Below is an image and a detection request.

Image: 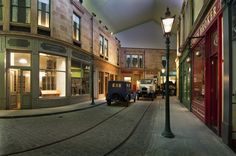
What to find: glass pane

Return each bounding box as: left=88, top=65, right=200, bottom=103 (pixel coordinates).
left=132, top=55, right=138, bottom=67
left=39, top=53, right=66, bottom=71
left=82, top=63, right=90, bottom=94
left=12, top=7, right=18, bottom=22
left=10, top=52, right=31, bottom=67
left=22, top=70, right=31, bottom=93
left=9, top=69, right=20, bottom=109
left=39, top=71, right=66, bottom=97
left=38, top=0, right=50, bottom=12
left=38, top=11, right=49, bottom=27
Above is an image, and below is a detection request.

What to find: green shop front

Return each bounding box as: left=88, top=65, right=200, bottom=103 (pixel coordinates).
left=179, top=48, right=191, bottom=110
left=0, top=35, right=92, bottom=110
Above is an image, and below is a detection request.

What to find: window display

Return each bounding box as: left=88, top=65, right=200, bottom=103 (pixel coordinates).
left=39, top=53, right=66, bottom=97
left=192, top=40, right=205, bottom=102
left=71, top=60, right=90, bottom=96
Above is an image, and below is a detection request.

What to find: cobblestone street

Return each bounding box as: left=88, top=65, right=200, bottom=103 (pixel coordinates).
left=0, top=97, right=235, bottom=156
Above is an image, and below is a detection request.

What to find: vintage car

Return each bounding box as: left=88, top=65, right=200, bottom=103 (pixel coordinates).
left=106, top=81, right=136, bottom=106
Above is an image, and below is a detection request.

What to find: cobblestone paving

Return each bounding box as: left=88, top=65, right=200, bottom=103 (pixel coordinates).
left=0, top=97, right=235, bottom=156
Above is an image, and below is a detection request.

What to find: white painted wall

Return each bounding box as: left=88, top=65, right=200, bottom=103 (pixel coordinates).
left=116, top=21, right=177, bottom=49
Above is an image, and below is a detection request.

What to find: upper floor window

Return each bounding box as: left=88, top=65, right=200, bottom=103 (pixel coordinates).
left=99, top=35, right=104, bottom=56
left=125, top=54, right=143, bottom=68
left=99, top=35, right=108, bottom=58
left=117, top=48, right=119, bottom=65
left=0, top=0, right=3, bottom=22
left=38, top=0, right=50, bottom=28
left=73, top=13, right=80, bottom=41
left=11, top=0, right=31, bottom=24
left=104, top=38, right=108, bottom=58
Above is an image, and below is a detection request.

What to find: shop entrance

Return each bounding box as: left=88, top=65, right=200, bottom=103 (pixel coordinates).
left=209, top=56, right=218, bottom=132
left=8, top=69, right=31, bottom=109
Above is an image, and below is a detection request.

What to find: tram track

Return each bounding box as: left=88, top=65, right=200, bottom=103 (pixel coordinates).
left=1, top=100, right=154, bottom=156
left=103, top=101, right=153, bottom=156
left=1, top=103, right=127, bottom=156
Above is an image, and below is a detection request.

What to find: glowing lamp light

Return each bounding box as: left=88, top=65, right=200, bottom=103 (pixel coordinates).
left=161, top=68, right=166, bottom=73
left=161, top=8, right=175, bottom=34
left=19, top=58, right=28, bottom=64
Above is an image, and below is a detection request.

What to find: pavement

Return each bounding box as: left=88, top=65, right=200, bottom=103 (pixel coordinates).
left=0, top=97, right=235, bottom=156
left=0, top=99, right=106, bottom=118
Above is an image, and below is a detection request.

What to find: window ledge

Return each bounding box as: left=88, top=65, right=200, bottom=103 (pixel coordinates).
left=10, top=22, right=30, bottom=27
left=73, top=39, right=81, bottom=47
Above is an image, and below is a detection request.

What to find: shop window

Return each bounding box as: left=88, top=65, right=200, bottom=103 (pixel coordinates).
left=39, top=53, right=66, bottom=98
left=192, top=40, right=205, bottom=103
left=0, top=0, right=3, bottom=23
left=38, top=0, right=50, bottom=28
left=11, top=0, right=31, bottom=24
left=124, top=77, right=131, bottom=82
left=73, top=13, right=81, bottom=42
left=10, top=52, right=31, bottom=67
left=115, top=75, right=118, bottom=80
left=110, top=74, right=114, bottom=81
left=139, top=55, right=143, bottom=68
left=99, top=71, right=104, bottom=94
left=71, top=60, right=90, bottom=96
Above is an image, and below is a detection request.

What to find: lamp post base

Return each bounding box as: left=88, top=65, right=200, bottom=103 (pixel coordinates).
left=161, top=131, right=175, bottom=138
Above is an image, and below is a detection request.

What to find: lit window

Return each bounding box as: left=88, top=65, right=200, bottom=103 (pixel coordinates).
left=73, top=13, right=80, bottom=41
left=11, top=0, right=31, bottom=24
left=38, top=0, right=50, bottom=28
left=99, top=35, right=109, bottom=58
left=104, top=39, right=108, bottom=58
left=99, top=35, right=104, bottom=56
left=99, top=71, right=104, bottom=94
left=71, top=60, right=90, bottom=96
left=10, top=52, right=31, bottom=67
left=39, top=53, right=66, bottom=98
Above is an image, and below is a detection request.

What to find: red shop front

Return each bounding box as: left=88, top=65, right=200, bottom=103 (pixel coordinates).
left=191, top=0, right=222, bottom=135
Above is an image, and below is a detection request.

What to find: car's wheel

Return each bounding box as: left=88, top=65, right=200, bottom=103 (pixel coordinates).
left=107, top=100, right=111, bottom=106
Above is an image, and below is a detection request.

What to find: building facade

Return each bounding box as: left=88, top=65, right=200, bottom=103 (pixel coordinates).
left=120, top=47, right=176, bottom=92
left=0, top=0, right=120, bottom=109
left=178, top=0, right=233, bottom=146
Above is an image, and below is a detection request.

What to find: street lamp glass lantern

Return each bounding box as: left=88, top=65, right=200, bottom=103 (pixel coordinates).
left=161, top=8, right=175, bottom=34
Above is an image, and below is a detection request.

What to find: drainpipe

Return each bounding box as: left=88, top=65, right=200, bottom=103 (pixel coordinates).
left=91, top=13, right=96, bottom=105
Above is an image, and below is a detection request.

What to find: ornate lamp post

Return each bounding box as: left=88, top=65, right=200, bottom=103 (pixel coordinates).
left=160, top=7, right=175, bottom=138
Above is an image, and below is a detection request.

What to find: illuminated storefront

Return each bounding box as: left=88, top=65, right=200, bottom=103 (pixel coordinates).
left=0, top=36, right=92, bottom=109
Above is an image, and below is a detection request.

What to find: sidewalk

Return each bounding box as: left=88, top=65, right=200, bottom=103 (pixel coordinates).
left=0, top=99, right=106, bottom=118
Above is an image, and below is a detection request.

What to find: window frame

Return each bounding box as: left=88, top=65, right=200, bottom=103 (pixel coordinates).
left=10, top=0, right=31, bottom=24
left=37, top=0, right=51, bottom=28
left=72, top=13, right=81, bottom=42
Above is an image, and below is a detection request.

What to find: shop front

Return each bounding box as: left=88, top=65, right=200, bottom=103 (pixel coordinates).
left=179, top=48, right=191, bottom=110
left=191, top=0, right=222, bottom=135
left=0, top=35, right=92, bottom=109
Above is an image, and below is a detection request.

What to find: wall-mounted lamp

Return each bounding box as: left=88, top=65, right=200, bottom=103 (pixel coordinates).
left=186, top=57, right=191, bottom=63
left=195, top=51, right=201, bottom=57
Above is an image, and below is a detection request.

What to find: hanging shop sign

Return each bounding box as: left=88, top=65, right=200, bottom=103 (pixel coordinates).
left=191, top=1, right=221, bottom=46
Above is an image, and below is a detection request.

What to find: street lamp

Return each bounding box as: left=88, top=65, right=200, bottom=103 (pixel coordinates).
left=160, top=7, right=175, bottom=138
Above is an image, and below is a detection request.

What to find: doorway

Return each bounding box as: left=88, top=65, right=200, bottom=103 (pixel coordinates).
left=8, top=69, right=31, bottom=109
left=209, top=56, right=218, bottom=132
